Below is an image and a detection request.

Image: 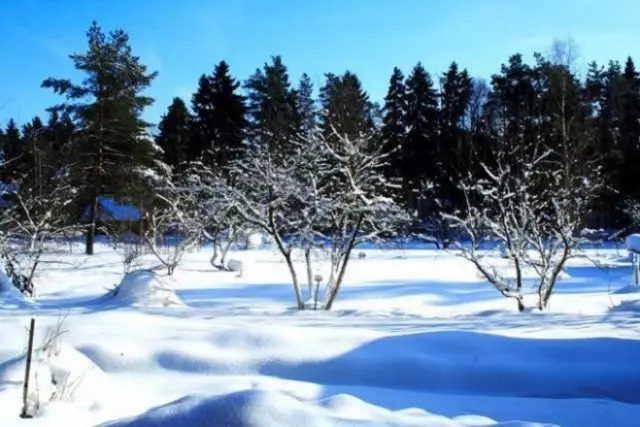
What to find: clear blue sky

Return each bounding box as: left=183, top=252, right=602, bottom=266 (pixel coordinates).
left=1, top=0, right=639, bottom=127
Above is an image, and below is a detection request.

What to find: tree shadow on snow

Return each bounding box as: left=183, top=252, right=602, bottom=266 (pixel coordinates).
left=257, top=330, right=640, bottom=404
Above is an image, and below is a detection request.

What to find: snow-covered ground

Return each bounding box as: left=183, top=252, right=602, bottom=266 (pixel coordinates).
left=1, top=243, right=640, bottom=426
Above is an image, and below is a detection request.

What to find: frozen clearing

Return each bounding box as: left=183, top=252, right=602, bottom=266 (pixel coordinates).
left=1, top=243, right=640, bottom=426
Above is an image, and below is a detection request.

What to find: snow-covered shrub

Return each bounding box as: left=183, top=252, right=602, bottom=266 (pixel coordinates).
left=229, top=131, right=407, bottom=310
left=110, top=270, right=184, bottom=308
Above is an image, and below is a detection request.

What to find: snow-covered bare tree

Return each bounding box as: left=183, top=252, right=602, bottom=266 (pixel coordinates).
left=230, top=127, right=407, bottom=310
left=0, top=154, right=79, bottom=297
left=319, top=130, right=408, bottom=310
left=447, top=51, right=601, bottom=311
left=143, top=177, right=204, bottom=276
left=229, top=139, right=310, bottom=309
left=180, top=161, right=243, bottom=271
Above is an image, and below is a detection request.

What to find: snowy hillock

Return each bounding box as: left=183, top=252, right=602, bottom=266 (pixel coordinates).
left=626, top=233, right=640, bottom=252
left=100, top=388, right=558, bottom=427
left=109, top=270, right=184, bottom=308
left=0, top=267, right=37, bottom=309
left=0, top=342, right=107, bottom=417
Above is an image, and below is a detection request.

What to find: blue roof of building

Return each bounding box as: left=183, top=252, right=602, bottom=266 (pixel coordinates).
left=80, top=196, right=142, bottom=222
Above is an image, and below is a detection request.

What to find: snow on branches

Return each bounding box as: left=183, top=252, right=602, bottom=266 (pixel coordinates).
left=229, top=129, right=407, bottom=310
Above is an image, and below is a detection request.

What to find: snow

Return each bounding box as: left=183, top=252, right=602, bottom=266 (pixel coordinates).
left=1, top=243, right=639, bottom=426
left=109, top=270, right=184, bottom=308
left=0, top=267, right=37, bottom=309
left=625, top=233, right=640, bottom=253
left=100, top=388, right=557, bottom=427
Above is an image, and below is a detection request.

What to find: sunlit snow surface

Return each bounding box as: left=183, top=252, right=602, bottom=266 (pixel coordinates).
left=1, top=241, right=639, bottom=426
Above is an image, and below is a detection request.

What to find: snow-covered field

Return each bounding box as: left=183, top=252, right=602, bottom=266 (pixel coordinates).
left=1, top=243, right=640, bottom=426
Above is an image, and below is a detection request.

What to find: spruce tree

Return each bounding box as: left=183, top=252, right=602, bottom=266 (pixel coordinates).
left=295, top=73, right=317, bottom=137
left=319, top=71, right=374, bottom=142
left=439, top=62, right=472, bottom=205
left=620, top=57, right=640, bottom=203
left=42, top=21, right=160, bottom=255
left=244, top=56, right=297, bottom=156
left=403, top=63, right=439, bottom=204
left=209, top=61, right=247, bottom=169
left=2, top=119, right=23, bottom=183
left=156, top=97, right=191, bottom=173
left=381, top=67, right=406, bottom=190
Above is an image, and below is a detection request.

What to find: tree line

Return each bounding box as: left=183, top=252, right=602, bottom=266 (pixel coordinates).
left=0, top=22, right=634, bottom=310
left=3, top=27, right=638, bottom=247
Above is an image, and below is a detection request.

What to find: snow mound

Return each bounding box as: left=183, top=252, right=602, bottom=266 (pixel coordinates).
left=0, top=268, right=37, bottom=309
left=111, top=270, right=185, bottom=308
left=610, top=299, right=640, bottom=315
left=626, top=234, right=640, bottom=252
left=100, top=389, right=557, bottom=427
left=612, top=284, right=640, bottom=295
left=0, top=342, right=107, bottom=417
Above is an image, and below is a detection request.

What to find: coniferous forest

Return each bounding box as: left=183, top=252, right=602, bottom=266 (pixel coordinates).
left=1, top=22, right=640, bottom=262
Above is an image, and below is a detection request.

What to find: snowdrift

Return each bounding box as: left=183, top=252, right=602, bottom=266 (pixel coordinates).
left=101, top=388, right=557, bottom=427
left=110, top=270, right=185, bottom=308
left=0, top=267, right=36, bottom=309
left=626, top=234, right=640, bottom=252
left=0, top=342, right=107, bottom=416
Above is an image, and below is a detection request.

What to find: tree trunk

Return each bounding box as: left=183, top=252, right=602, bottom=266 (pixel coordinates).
left=85, top=194, right=98, bottom=255
left=210, top=239, right=219, bottom=268
left=325, top=215, right=363, bottom=310
left=305, top=246, right=313, bottom=300
left=283, top=253, right=304, bottom=309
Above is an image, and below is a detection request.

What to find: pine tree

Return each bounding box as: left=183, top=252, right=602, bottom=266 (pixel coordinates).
left=209, top=61, right=247, bottom=169
left=620, top=57, right=640, bottom=203
left=295, top=73, right=317, bottom=137
left=381, top=67, right=406, bottom=189
left=245, top=56, right=297, bottom=156
left=1, top=119, right=23, bottom=183
left=156, top=97, right=191, bottom=173
left=319, top=71, right=374, bottom=142
left=403, top=63, right=439, bottom=205
left=190, top=73, right=215, bottom=161
left=42, top=21, right=160, bottom=255
left=439, top=62, right=472, bottom=206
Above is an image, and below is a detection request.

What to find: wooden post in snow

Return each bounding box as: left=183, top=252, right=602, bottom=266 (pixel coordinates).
left=20, top=317, right=36, bottom=419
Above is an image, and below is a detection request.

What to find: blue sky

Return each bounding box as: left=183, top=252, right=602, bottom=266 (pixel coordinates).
left=1, top=0, right=639, bottom=127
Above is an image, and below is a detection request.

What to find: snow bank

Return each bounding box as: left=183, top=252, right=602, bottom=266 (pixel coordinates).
left=626, top=234, right=640, bottom=252
left=110, top=270, right=184, bottom=308
left=100, top=388, right=557, bottom=427
left=0, top=267, right=36, bottom=309
left=610, top=299, right=640, bottom=315
left=0, top=342, right=107, bottom=417
left=612, top=284, right=640, bottom=295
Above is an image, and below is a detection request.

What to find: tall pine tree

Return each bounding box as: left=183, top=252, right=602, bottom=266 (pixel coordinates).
left=295, top=73, right=317, bottom=137
left=381, top=67, right=406, bottom=191
left=244, top=56, right=297, bottom=156
left=42, top=21, right=160, bottom=254
left=319, top=71, right=374, bottom=143
left=156, top=97, right=191, bottom=173
left=403, top=63, right=439, bottom=207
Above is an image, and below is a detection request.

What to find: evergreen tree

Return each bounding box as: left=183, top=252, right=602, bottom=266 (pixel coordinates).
left=190, top=73, right=215, bottom=160
left=381, top=67, right=406, bottom=189
left=295, top=73, right=317, bottom=137
left=439, top=62, right=472, bottom=182
left=42, top=21, right=160, bottom=255
left=209, top=61, right=247, bottom=168
left=620, top=57, right=640, bottom=203
left=403, top=63, right=439, bottom=205
left=319, top=71, right=374, bottom=142
left=156, top=97, right=191, bottom=173
left=1, top=119, right=23, bottom=183
left=244, top=56, right=297, bottom=156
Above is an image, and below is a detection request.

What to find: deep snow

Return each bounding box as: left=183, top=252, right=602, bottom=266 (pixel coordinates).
left=0, top=242, right=639, bottom=426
